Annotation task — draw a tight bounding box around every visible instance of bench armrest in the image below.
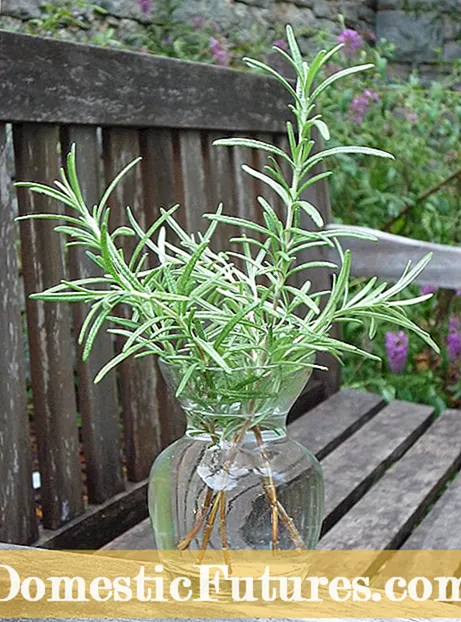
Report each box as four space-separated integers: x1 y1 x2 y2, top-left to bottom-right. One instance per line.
326 223 461 289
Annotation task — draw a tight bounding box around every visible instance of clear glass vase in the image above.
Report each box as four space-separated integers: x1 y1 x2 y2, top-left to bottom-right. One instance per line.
148 361 324 554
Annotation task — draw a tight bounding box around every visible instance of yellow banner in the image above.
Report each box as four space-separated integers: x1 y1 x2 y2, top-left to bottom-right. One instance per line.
1 549 461 618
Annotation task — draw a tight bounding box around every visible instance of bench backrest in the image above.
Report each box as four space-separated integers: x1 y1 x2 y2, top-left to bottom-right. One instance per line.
0 32 333 546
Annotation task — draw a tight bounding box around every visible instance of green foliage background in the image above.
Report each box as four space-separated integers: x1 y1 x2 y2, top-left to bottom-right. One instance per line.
320 38 461 414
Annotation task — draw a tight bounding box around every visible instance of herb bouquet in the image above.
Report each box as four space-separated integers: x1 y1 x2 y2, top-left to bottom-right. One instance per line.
19 27 437 556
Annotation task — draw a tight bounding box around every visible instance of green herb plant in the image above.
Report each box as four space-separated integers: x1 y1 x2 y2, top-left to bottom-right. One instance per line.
18 26 438 552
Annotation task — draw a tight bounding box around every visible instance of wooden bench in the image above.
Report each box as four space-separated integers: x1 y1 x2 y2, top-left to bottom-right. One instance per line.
1 32 461 552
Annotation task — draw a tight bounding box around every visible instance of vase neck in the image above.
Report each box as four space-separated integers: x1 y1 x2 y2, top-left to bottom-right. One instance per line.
184 411 288 442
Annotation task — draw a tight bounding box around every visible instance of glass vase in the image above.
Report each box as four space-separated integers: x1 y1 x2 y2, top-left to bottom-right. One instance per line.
148 361 324 554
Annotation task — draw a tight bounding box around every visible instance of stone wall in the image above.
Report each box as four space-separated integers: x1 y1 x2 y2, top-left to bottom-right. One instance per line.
170 0 376 40
1 0 460 66
0 0 375 48
377 0 461 64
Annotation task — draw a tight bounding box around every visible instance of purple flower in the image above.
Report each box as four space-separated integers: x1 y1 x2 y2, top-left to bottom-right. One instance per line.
139 0 151 14
456 289 461 296
349 95 369 124
385 331 409 374
349 96 368 124
273 39 288 52
349 88 379 124
209 36 230 67
337 29 363 56
364 88 379 102
448 316 461 361
420 285 437 296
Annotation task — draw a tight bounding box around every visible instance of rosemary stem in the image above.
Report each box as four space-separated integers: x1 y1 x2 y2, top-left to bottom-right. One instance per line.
180 409 255 554
177 486 214 551
276 501 305 550
253 425 304 551
195 491 223 565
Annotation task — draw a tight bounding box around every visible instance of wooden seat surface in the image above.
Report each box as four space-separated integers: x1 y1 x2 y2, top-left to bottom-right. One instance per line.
103 389 461 551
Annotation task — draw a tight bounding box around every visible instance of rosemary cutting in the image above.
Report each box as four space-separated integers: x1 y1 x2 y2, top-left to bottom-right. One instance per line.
17 26 438 553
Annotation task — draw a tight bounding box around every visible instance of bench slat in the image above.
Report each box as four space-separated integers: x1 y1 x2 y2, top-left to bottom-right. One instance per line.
102 127 161 482
231 140 258 235
321 400 434 535
0 124 37 543
1 32 288 131
320 410 461 550
404 463 461 549
14 123 83 529
38 480 149 550
179 130 208 235
289 389 385 460
373 473 461 588
140 127 182 216
204 131 237 255
139 127 186 445
102 517 154 550
62 125 125 504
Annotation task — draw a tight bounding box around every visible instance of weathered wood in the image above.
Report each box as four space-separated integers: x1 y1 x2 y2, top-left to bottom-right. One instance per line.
327 223 461 289
61 126 125 504
139 128 182 219
102 517 155 550
155 362 186 448
14 123 83 529
403 468 461 549
138 127 186 445
203 131 236 253
320 409 461 549
102 127 162 481
232 139 259 226
288 389 385 460
0 124 37 544
320 400 434 535
251 132 272 227
0 32 289 131
179 130 208 234
37 480 149 550
373 474 461 589
288 377 325 421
